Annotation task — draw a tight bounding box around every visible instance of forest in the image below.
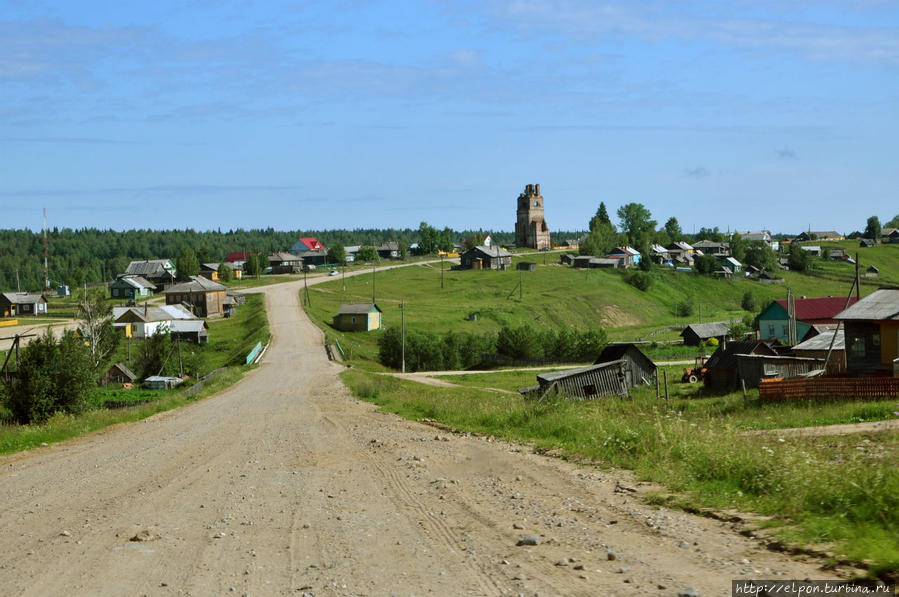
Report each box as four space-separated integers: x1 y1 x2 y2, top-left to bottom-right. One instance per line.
0 226 585 291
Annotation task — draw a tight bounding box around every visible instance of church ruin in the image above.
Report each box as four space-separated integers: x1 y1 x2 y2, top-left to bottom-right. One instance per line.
515 184 551 249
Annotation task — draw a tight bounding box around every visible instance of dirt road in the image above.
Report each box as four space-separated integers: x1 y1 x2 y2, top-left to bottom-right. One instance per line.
0 280 843 596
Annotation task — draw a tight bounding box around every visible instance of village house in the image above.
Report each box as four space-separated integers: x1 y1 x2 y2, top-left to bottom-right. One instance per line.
100 362 137 386
650 243 671 265
865 265 880 278
268 252 303 274
344 245 361 263
521 360 631 400
113 304 198 338
665 241 695 265
756 296 858 344
680 322 730 346
799 245 822 257
0 292 47 317
859 238 876 248
835 288 899 376
460 246 512 270
109 275 155 300
301 250 330 267
885 229 899 243
795 231 843 242
376 242 400 259
163 276 229 318
703 340 778 392
198 263 221 281
123 259 177 289
605 246 641 268
333 303 382 332
717 256 742 274
290 237 325 255
169 319 209 344
692 240 729 256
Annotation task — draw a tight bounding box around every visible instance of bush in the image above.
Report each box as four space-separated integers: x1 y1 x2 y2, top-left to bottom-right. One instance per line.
2 330 95 424
741 292 757 312
674 299 694 318
625 271 652 291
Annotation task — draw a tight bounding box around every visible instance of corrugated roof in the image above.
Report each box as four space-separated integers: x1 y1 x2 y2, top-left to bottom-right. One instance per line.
681 322 730 339
537 360 626 383
793 329 845 351
125 259 174 277
115 275 154 289
775 296 858 321
470 245 511 258
337 303 381 315
169 320 207 332
834 288 899 321
164 276 228 294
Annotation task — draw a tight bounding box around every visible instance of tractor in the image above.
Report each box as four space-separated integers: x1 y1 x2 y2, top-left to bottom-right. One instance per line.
681 355 708 383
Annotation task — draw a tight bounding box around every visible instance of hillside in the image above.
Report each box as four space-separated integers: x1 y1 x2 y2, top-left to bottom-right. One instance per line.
303 245 899 367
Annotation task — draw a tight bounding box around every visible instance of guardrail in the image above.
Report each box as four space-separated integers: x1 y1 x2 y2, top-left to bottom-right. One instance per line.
245 341 262 365
334 339 345 360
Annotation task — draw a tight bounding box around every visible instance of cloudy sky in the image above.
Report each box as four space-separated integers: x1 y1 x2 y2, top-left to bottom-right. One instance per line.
2 1 897 233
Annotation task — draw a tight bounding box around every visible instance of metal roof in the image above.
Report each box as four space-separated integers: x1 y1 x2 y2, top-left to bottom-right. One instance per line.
537 360 626 383
125 259 174 277
169 320 208 332
681 322 730 339
164 276 228 294
1 292 46 305
469 245 511 258
115 275 154 289
774 296 858 321
337 303 381 315
793 329 845 351
834 288 899 321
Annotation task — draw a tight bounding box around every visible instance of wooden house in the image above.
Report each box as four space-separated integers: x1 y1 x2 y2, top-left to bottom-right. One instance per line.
795 231 843 242
859 238 876 248
560 254 577 265
0 292 48 317
756 296 857 344
835 288 899 376
199 263 221 281
605 246 641 267
692 240 729 256
865 265 880 278
301 250 330 267
169 319 209 344
101 362 137 386
123 259 176 289
595 343 657 387
888 229 899 243
703 341 778 392
268 252 303 274
734 354 823 389
113 304 198 338
334 303 382 331
163 276 229 318
110 275 154 300
376 242 400 259
460 246 512 270
680 322 730 346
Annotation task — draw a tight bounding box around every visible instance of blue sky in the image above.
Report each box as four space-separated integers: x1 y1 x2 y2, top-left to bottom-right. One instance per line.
2 0 897 234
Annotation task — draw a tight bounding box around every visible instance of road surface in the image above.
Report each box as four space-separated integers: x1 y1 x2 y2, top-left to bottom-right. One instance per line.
0 279 845 596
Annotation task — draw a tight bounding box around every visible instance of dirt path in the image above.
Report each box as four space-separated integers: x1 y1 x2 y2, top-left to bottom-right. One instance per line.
0 280 846 596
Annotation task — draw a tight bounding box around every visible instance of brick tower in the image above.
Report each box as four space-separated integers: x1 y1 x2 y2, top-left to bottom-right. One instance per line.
515 184 551 249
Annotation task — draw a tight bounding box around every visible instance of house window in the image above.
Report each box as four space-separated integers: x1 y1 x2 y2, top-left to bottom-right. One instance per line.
782 325 788 337
768 325 775 338
872 333 880 347
351 316 356 324
850 337 866 358
22 304 31 312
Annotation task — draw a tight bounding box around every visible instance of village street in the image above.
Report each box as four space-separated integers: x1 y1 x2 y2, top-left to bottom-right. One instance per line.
0 278 846 597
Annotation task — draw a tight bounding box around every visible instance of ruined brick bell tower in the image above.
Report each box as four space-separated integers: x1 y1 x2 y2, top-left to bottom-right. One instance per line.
515 184 551 249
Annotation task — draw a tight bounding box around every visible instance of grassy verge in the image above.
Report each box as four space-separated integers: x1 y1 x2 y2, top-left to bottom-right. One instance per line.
342 368 899 578
0 294 270 455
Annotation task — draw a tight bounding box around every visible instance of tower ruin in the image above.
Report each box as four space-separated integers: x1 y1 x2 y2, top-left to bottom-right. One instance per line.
514 184 551 249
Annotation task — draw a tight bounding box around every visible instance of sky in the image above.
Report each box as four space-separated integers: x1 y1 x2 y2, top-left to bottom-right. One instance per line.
1 0 897 235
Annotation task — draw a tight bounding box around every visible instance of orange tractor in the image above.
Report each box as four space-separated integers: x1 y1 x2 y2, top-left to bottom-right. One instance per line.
681 355 708 383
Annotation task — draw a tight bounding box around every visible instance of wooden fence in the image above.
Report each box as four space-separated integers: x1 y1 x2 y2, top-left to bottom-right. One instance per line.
759 376 899 403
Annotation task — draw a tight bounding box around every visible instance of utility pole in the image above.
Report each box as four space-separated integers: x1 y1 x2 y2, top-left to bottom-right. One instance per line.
440 254 444 289
519 269 523 300
401 299 406 374
372 265 376 304
43 207 50 293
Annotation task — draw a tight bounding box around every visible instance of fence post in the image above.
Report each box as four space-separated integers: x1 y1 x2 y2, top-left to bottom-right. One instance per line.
663 370 670 410
741 379 747 405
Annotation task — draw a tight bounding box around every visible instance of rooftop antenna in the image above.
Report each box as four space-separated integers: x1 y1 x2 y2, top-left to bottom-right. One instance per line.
43 207 50 293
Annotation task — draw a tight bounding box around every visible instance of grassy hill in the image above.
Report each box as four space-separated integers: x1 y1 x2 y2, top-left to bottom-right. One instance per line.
303 244 899 368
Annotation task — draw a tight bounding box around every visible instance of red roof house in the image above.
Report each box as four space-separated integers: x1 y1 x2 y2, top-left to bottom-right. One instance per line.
290 237 324 253
773 296 859 324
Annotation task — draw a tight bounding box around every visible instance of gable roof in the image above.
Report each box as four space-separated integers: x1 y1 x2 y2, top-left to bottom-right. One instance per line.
467 245 512 258
124 259 175 278
163 275 228 294
225 251 256 263
793 328 844 351
681 322 730 339
1 292 46 305
705 340 778 370
774 296 858 322
269 252 300 262
114 275 154 290
835 288 899 321
114 304 198 324
337 303 382 315
595 343 656 370
292 237 324 252
169 319 209 332
106 362 136 382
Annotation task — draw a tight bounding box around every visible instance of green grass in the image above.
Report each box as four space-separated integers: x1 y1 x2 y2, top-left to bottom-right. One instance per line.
303 252 897 369
342 368 899 579
0 367 244 455
0 294 270 455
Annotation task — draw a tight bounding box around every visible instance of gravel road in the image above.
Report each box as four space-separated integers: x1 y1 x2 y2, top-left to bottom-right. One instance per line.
0 279 844 596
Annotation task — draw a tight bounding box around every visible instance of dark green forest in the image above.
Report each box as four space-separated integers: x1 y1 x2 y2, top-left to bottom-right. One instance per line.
0 227 587 292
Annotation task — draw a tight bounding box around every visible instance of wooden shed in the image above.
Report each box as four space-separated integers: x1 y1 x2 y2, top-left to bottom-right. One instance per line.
532 360 630 399
735 354 823 389
517 262 537 272
334 303 382 332
680 322 730 346
703 341 778 392
791 328 845 374
101 362 137 386
460 246 512 270
595 343 657 387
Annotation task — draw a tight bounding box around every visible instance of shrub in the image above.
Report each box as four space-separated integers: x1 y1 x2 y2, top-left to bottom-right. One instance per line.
741 292 757 312
2 330 95 424
675 298 694 317
625 271 652 291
